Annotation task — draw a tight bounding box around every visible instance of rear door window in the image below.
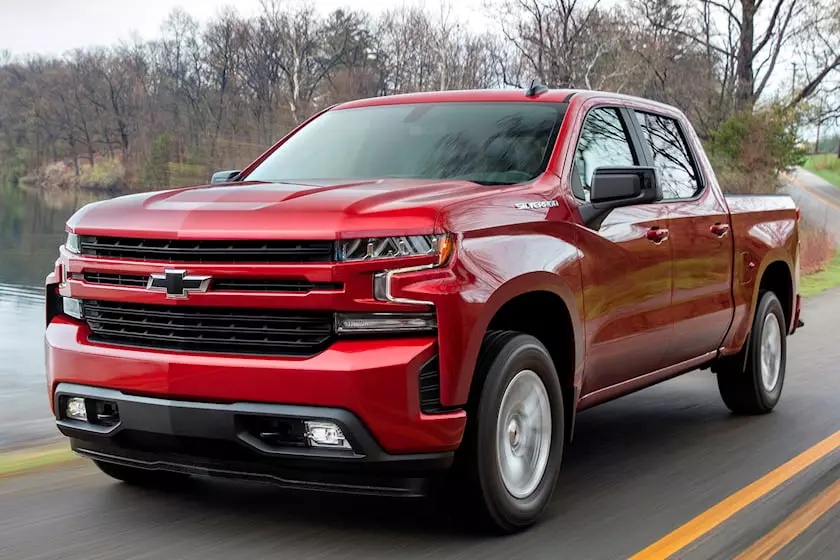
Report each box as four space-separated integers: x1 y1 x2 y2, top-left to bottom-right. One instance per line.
634 112 702 200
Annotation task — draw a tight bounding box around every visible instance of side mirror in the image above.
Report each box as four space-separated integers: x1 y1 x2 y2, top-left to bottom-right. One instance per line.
580 166 661 228
210 170 241 184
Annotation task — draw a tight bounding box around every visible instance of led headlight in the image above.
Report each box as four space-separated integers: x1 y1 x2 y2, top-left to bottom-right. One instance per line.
65 232 81 254
337 234 453 264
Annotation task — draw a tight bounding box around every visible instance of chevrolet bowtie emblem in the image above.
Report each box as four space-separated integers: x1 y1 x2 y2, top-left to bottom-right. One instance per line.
147 270 211 299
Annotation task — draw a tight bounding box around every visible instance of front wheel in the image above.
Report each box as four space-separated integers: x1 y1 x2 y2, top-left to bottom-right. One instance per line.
717 291 787 414
447 331 564 533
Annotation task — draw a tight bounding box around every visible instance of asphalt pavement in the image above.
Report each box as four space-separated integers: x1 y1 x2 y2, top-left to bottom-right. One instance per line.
784 168 840 244
2 288 840 560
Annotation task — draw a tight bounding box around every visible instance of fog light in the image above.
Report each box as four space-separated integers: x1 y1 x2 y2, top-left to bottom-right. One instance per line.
335 312 437 334
304 421 352 449
66 397 88 422
62 297 84 320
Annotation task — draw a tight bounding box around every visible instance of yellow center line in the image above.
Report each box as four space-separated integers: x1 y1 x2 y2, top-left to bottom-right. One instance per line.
629 429 840 560
735 477 840 560
785 172 840 212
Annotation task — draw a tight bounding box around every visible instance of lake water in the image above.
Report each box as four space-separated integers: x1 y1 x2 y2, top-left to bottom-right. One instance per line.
0 184 97 448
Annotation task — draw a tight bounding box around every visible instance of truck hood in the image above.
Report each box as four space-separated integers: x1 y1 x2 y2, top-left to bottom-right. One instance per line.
67 178 496 239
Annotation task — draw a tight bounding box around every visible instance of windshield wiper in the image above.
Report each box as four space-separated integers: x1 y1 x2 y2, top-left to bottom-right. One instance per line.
464 179 518 186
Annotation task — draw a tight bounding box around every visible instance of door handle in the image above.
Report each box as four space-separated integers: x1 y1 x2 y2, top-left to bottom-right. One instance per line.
646 227 669 244
710 223 730 237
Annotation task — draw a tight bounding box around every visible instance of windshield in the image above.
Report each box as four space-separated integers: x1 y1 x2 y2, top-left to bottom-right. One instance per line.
245 102 567 186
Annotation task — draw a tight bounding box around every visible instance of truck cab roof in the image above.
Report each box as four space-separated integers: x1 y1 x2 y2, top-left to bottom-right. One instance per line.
334 88 683 117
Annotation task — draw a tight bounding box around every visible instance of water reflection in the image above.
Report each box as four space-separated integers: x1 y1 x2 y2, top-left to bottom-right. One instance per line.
0 184 103 448
0 184 87 287
0 282 60 448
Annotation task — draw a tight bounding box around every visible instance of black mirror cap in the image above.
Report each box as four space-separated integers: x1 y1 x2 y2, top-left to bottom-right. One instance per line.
591 169 641 203
590 166 661 204
580 166 662 228
210 170 241 184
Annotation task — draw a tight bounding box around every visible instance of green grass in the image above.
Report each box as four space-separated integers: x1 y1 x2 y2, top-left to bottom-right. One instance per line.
801 252 840 297
804 154 840 188
0 444 78 477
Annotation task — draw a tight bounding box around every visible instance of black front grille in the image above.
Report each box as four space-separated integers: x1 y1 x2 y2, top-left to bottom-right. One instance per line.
84 272 148 287
83 300 333 356
79 236 335 263
210 279 343 292
82 273 342 293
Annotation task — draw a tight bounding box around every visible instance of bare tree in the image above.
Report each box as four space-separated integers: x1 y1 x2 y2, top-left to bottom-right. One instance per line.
492 0 625 88
788 0 840 107
0 0 835 190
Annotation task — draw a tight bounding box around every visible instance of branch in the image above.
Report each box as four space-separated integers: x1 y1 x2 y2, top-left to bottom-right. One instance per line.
652 20 732 58
752 0 789 60
704 0 742 27
788 52 840 107
754 0 796 97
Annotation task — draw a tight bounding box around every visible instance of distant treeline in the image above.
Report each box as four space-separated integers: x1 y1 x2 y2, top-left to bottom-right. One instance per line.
0 0 837 190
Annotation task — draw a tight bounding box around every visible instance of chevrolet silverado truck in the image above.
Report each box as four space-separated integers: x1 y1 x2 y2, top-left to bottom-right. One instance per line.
45 87 802 533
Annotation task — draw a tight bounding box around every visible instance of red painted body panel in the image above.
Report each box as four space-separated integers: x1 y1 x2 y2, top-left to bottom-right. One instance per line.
434 181 586 403
720 195 799 353
46 89 800 455
660 103 737 363
574 204 673 395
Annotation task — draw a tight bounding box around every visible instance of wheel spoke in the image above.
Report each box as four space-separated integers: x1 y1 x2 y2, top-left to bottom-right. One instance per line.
496 370 552 499
759 313 782 392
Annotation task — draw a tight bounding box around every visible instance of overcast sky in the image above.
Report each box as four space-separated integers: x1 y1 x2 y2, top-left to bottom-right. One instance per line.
1 0 489 57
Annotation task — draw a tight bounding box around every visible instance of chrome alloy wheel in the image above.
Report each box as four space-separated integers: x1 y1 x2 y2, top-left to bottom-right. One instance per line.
495 370 552 499
760 313 783 392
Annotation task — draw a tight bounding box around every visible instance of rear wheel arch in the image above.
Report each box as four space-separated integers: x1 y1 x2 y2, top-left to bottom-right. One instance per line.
756 260 794 331
714 257 793 376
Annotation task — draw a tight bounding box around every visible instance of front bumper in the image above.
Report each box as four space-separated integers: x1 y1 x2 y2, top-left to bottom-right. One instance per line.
46 317 466 455
57 383 454 497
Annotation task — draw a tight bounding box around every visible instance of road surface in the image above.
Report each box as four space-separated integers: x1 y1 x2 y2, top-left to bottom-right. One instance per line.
784 168 840 244
2 289 840 560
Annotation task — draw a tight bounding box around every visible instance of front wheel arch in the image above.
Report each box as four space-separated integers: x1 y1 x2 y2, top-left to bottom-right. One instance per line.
462 279 582 442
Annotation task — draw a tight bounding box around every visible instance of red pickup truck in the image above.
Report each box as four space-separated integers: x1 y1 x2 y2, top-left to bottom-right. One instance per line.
45 88 801 532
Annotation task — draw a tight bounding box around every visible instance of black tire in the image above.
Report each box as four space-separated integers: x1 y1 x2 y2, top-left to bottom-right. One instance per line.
93 460 189 487
445 331 564 533
717 291 787 414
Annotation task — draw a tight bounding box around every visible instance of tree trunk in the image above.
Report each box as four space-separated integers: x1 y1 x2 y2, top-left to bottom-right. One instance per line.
814 119 821 154
735 0 756 111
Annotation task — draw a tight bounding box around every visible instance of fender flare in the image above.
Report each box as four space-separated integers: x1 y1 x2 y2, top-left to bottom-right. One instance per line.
458 271 585 439
751 251 795 327
721 251 794 374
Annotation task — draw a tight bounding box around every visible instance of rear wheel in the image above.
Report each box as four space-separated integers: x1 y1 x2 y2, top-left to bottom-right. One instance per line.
446 331 564 533
717 291 787 414
94 460 189 487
